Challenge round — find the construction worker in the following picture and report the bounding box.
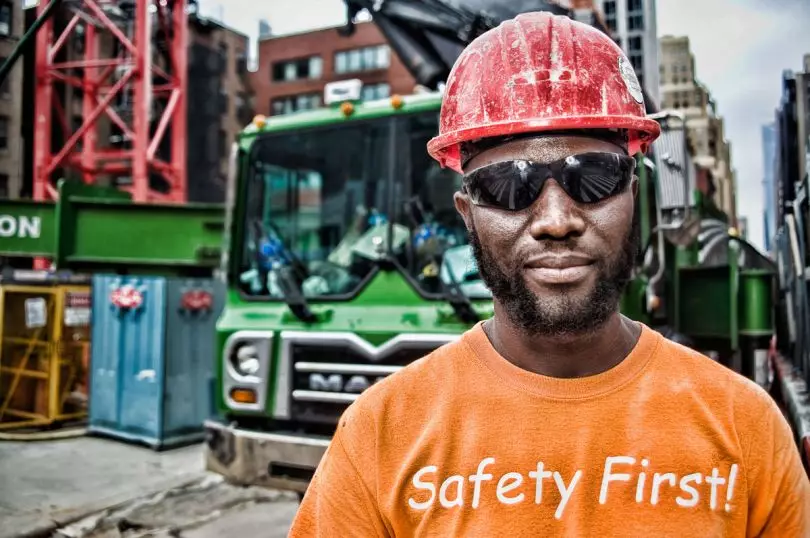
[289,12,810,536]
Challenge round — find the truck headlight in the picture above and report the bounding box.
[233,344,260,376]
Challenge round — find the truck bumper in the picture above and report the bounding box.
[203,420,330,494]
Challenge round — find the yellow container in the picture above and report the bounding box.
[0,283,92,430]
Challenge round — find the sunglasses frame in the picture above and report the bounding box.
[461,152,637,211]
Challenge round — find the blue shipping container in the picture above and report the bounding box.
[89,275,224,449]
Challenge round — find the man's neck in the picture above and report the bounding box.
[483,309,642,379]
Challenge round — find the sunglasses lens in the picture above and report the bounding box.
[465,161,545,211]
[562,153,633,203]
[464,153,633,210]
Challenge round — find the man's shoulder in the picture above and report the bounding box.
[653,330,776,414]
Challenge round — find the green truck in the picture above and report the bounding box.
[204,89,494,493]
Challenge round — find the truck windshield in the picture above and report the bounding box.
[240,119,393,299]
[238,110,491,301]
[395,112,492,300]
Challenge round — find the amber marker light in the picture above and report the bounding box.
[230,388,257,404]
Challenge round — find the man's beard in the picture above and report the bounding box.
[468,212,639,337]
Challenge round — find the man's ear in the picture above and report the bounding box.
[454,191,473,231]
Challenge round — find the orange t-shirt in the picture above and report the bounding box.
[289,322,810,537]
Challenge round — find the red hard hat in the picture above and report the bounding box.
[427,11,661,174]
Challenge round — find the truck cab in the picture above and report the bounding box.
[204,84,492,494]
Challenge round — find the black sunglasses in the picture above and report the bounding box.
[461,152,637,211]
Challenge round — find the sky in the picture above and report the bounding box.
[196,0,810,251]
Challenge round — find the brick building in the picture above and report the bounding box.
[252,21,417,117]
[0,0,23,199]
[186,15,253,202]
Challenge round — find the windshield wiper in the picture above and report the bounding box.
[404,198,480,324]
[437,256,481,324]
[250,220,317,324]
[275,266,318,324]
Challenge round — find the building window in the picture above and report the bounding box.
[236,50,248,75]
[272,56,322,82]
[627,0,644,30]
[334,45,390,74]
[310,57,323,78]
[603,0,617,31]
[0,56,8,97]
[0,173,7,198]
[0,116,7,149]
[219,128,228,159]
[361,83,390,101]
[271,93,321,116]
[0,3,10,37]
[220,89,229,115]
[629,52,643,72]
[628,36,643,53]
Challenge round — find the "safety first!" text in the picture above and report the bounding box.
[407,456,740,519]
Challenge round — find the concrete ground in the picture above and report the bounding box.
[0,435,297,538]
[183,502,300,538]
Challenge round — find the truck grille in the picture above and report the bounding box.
[277,332,457,426]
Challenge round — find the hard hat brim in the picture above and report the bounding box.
[428,115,662,174]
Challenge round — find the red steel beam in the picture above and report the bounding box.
[131,0,150,202]
[170,0,188,203]
[52,58,124,69]
[81,21,98,184]
[49,13,80,62]
[33,1,55,202]
[147,88,179,160]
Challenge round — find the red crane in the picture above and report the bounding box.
[33,0,188,205]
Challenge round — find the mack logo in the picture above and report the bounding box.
[308,373,387,393]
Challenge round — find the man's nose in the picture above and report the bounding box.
[527,180,587,240]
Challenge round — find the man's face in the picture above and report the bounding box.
[454,135,639,337]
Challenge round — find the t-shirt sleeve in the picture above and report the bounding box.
[288,406,389,537]
[740,383,810,537]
